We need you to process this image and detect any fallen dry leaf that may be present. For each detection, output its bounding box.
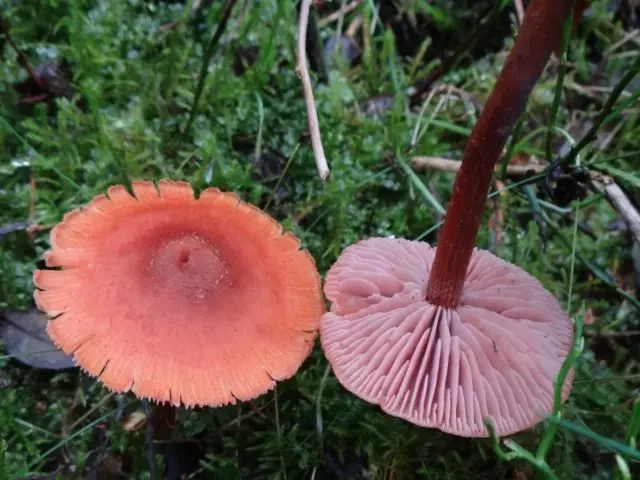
[0,309,76,370]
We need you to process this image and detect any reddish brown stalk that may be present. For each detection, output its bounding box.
[425,0,575,308]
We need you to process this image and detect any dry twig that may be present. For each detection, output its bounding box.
[346,15,363,37]
[318,0,363,28]
[590,171,640,244]
[0,15,45,90]
[297,0,330,182]
[411,156,547,177]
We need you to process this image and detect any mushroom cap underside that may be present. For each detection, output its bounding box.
[320,237,574,437]
[34,180,325,407]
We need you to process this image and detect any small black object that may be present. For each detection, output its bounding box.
[543,163,590,207]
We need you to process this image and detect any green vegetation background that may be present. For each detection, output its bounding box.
[1,0,639,478]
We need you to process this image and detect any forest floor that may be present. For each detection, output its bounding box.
[1,1,640,479]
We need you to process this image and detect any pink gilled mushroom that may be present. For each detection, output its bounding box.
[320,238,574,437]
[319,0,576,438]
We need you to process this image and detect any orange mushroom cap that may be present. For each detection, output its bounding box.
[33,180,325,407]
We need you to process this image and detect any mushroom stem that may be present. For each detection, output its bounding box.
[425,0,575,308]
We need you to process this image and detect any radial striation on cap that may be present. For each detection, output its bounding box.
[34,180,325,407]
[320,237,574,437]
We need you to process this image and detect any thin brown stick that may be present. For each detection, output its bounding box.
[0,16,45,90]
[605,29,640,55]
[297,0,330,182]
[318,0,363,27]
[346,15,363,38]
[411,156,546,177]
[26,172,38,240]
[590,171,640,244]
[28,172,37,220]
[25,223,54,234]
[218,400,273,433]
[211,0,249,65]
[411,85,483,130]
